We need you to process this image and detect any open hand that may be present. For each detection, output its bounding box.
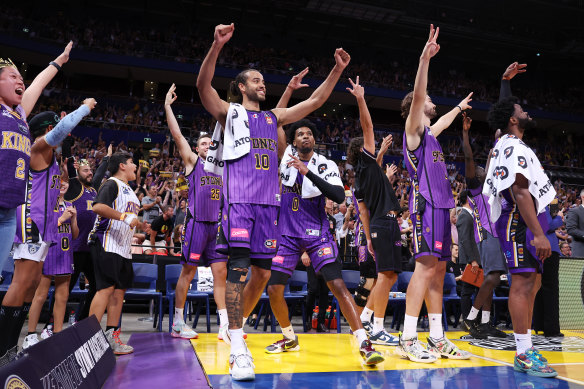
[386,163,398,184]
[287,68,309,90]
[379,135,393,155]
[502,62,527,80]
[346,76,364,99]
[420,24,440,60]
[462,112,472,132]
[55,41,73,66]
[458,92,473,111]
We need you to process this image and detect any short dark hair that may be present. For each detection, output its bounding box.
[108,151,133,176]
[347,137,364,166]
[28,111,60,139]
[487,97,519,132]
[400,91,414,119]
[459,189,470,205]
[286,119,318,145]
[228,69,260,101]
[197,133,212,146]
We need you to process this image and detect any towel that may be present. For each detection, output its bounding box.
[204,103,250,175]
[482,134,556,223]
[280,144,343,198]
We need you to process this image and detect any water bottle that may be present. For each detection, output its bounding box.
[331,309,337,329]
[324,306,331,327]
[68,311,76,326]
[311,307,318,329]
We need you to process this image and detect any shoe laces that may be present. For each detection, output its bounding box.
[233,353,254,368]
[112,329,124,345]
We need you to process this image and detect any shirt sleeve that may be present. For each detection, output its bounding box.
[150,216,163,232]
[93,180,118,207]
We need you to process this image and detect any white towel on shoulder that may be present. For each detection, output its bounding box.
[280,144,343,198]
[482,134,556,223]
[204,103,250,175]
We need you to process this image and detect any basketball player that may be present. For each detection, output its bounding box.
[347,77,401,346]
[88,151,146,355]
[0,42,72,275]
[0,99,95,364]
[264,119,384,365]
[197,23,350,380]
[24,179,78,347]
[65,146,111,321]
[460,112,507,339]
[397,25,472,362]
[164,84,229,341]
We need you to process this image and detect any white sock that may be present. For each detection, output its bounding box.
[354,328,368,345]
[527,328,532,335]
[218,309,228,327]
[242,316,248,327]
[282,325,295,340]
[514,332,532,355]
[360,307,373,323]
[467,307,479,321]
[230,328,246,355]
[402,314,418,339]
[481,311,490,324]
[373,317,384,334]
[429,314,443,339]
[175,308,184,322]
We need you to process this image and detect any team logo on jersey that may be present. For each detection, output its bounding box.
[232,110,239,119]
[18,123,29,134]
[273,255,284,264]
[4,375,31,389]
[434,241,443,250]
[28,244,38,254]
[190,253,201,261]
[122,187,130,194]
[318,247,332,257]
[504,146,514,159]
[209,140,220,151]
[264,113,273,124]
[493,166,509,180]
[491,149,499,159]
[318,164,327,174]
[252,113,258,119]
[518,156,527,169]
[230,228,249,239]
[264,239,277,248]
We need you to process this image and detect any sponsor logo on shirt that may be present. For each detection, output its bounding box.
[190,253,201,260]
[273,255,284,264]
[230,228,249,239]
[317,247,332,257]
[434,241,443,250]
[318,163,327,174]
[264,239,277,248]
[306,229,320,237]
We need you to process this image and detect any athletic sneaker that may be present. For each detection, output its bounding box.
[265,336,300,354]
[427,336,472,360]
[229,349,255,381]
[362,320,373,336]
[514,348,557,378]
[395,334,436,363]
[172,320,198,339]
[359,340,384,365]
[22,334,39,350]
[105,329,134,355]
[462,318,479,333]
[479,323,507,338]
[369,330,399,346]
[527,347,548,363]
[41,328,53,340]
[468,323,489,339]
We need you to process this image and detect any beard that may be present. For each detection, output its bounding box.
[297,145,312,155]
[518,117,537,131]
[246,90,265,102]
[79,174,92,186]
[425,107,437,119]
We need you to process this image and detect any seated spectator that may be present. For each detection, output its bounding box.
[145,205,174,255]
[560,241,572,257]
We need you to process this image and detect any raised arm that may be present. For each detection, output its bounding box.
[430,92,472,137]
[273,49,350,126]
[195,24,233,127]
[461,112,475,179]
[22,41,73,117]
[376,135,392,167]
[276,67,309,109]
[165,84,197,170]
[499,62,526,101]
[347,76,375,154]
[405,25,440,146]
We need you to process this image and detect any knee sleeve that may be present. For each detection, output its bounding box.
[227,247,250,283]
[354,277,374,307]
[227,268,248,284]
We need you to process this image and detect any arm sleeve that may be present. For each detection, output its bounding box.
[64,178,82,202]
[67,157,77,179]
[499,79,512,101]
[45,105,91,147]
[93,180,118,207]
[305,171,345,204]
[92,156,110,190]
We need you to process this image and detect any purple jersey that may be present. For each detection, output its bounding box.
[187,158,222,222]
[224,110,280,206]
[403,126,454,211]
[15,155,61,244]
[279,166,328,238]
[70,185,97,252]
[43,200,74,275]
[0,104,31,209]
[469,188,498,242]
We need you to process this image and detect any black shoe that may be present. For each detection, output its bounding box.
[479,323,507,338]
[462,318,478,333]
[247,317,256,327]
[316,322,329,333]
[468,323,489,339]
[545,332,564,338]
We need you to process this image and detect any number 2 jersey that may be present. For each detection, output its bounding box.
[224,110,280,207]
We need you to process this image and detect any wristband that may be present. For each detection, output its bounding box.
[456,105,463,112]
[121,213,137,226]
[49,61,61,71]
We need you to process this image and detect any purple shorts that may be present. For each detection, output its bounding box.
[496,209,542,274]
[412,205,451,261]
[182,219,227,267]
[218,203,279,260]
[272,232,338,276]
[42,242,74,276]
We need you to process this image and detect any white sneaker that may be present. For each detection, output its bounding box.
[41,328,53,340]
[172,320,198,339]
[22,334,39,350]
[218,324,230,343]
[229,349,255,381]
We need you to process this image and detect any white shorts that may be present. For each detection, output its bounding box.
[142,240,167,253]
[12,240,50,262]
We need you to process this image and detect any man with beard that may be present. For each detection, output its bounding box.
[197,23,349,381]
[64,145,111,321]
[264,119,384,366]
[398,25,473,363]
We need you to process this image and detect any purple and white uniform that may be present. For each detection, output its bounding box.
[182,158,226,266]
[220,110,280,259]
[70,185,97,252]
[403,126,454,261]
[43,200,74,275]
[272,163,337,276]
